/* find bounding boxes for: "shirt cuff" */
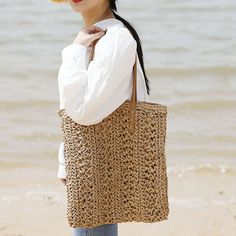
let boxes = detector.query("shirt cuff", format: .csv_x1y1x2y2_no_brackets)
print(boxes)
61,43,87,70
57,164,66,179
57,142,67,179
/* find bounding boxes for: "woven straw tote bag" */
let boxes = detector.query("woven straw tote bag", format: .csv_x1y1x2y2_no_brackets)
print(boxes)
57,30,169,228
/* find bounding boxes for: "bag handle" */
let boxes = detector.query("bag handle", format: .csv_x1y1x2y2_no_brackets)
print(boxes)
88,29,137,134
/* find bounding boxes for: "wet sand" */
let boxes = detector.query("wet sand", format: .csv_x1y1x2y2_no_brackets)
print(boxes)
1,0,236,235
1,156,235,236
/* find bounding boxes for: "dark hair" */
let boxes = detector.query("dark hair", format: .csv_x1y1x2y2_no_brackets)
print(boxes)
109,0,150,95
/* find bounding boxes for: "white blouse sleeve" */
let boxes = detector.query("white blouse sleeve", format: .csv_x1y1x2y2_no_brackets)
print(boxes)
57,26,137,179
57,26,137,125
57,142,66,179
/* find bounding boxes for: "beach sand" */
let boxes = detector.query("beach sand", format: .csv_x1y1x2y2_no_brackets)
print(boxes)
1,0,236,235
1,155,235,236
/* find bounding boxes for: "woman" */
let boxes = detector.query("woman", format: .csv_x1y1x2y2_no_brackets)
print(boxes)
53,0,151,235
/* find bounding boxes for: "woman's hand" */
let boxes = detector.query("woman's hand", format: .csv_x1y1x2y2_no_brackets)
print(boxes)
73,26,106,47
60,178,67,186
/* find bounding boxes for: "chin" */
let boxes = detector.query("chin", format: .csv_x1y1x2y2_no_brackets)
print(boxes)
68,0,100,13
68,0,86,12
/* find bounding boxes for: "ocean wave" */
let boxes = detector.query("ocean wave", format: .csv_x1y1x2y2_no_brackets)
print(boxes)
168,164,235,176
167,99,236,110
1,191,65,203
169,197,236,208
147,66,236,76
0,100,56,109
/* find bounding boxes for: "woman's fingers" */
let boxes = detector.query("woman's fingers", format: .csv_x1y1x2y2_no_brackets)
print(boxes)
60,178,66,186
73,26,107,47
81,25,104,34
88,26,104,34
90,31,106,40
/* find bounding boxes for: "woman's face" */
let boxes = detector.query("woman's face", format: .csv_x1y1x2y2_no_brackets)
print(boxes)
67,0,107,12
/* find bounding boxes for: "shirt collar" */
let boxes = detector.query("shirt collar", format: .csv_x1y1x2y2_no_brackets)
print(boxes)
92,18,124,30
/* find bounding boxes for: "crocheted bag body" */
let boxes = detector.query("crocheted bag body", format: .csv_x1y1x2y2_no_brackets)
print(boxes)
57,99,169,228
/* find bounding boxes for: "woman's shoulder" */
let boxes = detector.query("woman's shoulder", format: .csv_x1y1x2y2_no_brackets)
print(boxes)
108,22,135,40
96,23,137,52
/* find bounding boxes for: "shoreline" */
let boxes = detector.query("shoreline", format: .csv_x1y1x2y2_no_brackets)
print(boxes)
0,162,235,236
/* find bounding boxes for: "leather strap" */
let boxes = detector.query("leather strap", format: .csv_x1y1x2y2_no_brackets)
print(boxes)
88,29,137,134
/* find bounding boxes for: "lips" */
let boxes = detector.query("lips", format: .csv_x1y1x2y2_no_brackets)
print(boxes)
72,0,82,3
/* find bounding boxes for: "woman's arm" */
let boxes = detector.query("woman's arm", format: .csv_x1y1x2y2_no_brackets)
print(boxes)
57,25,137,181
58,25,137,125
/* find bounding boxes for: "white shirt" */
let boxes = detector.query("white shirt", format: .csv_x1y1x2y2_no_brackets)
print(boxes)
57,18,149,179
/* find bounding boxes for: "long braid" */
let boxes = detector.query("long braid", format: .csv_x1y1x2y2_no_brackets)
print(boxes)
109,0,150,95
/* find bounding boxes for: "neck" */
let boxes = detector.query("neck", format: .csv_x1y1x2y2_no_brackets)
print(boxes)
81,4,115,27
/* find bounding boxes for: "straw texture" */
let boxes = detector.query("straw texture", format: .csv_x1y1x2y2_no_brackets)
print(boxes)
57,28,169,228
